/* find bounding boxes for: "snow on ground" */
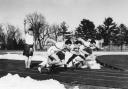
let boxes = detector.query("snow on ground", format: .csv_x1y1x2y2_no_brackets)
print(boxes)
0,53,48,61
0,73,66,89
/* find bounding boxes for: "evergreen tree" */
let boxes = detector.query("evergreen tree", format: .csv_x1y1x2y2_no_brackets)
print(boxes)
118,24,128,44
97,17,117,45
75,19,96,40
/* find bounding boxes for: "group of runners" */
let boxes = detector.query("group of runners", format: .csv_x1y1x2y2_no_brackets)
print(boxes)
23,28,101,73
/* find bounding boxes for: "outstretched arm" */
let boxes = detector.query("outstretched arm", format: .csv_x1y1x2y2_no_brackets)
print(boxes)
33,37,36,51
78,38,88,46
46,38,57,45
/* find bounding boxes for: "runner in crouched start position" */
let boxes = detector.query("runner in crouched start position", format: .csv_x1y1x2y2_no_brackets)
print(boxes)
78,38,101,69
23,28,34,69
65,40,86,68
38,36,72,73
65,38,97,69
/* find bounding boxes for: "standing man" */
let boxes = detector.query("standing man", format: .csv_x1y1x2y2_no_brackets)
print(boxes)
23,28,34,69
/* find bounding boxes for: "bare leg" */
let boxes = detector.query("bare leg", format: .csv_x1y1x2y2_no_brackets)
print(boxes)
48,54,60,65
66,54,77,64
25,57,29,68
27,56,32,68
27,47,33,68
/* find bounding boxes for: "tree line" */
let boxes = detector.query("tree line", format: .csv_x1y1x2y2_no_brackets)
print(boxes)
0,12,69,50
0,12,128,50
75,17,128,46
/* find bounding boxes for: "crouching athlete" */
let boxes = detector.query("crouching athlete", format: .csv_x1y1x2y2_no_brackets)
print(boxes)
38,38,72,73
65,40,86,68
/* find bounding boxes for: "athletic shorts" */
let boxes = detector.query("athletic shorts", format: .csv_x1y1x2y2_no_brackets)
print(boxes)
56,51,65,60
48,51,65,61
47,46,58,56
23,44,33,57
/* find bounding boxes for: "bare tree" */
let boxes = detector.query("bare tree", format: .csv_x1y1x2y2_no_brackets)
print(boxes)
15,28,23,43
25,12,46,50
39,24,50,49
5,24,22,49
0,24,6,49
48,22,68,41
6,24,16,39
49,24,60,41
0,24,22,50
59,21,68,39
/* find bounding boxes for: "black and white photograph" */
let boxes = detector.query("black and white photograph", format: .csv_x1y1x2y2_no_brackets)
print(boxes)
0,0,128,89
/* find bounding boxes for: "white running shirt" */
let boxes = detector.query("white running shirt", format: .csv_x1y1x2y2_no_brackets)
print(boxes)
25,33,34,45
55,42,65,50
83,41,90,47
47,42,65,56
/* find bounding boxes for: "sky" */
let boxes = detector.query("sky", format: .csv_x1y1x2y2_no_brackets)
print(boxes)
0,0,128,30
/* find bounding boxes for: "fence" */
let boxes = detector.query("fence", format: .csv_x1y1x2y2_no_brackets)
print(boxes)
102,43,128,52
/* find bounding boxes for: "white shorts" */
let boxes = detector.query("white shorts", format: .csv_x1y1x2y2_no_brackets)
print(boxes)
47,46,59,56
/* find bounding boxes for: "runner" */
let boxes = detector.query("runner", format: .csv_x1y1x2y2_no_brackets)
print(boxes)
23,28,34,69
38,36,72,73
78,38,101,69
78,38,92,57
85,50,101,69
66,40,86,68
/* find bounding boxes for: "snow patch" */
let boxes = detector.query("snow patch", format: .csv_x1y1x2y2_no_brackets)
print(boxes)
0,54,48,61
0,73,66,89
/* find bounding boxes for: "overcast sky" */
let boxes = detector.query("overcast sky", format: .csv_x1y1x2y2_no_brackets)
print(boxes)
0,0,128,30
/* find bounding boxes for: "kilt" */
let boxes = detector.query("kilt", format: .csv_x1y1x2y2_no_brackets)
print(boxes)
23,44,33,57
